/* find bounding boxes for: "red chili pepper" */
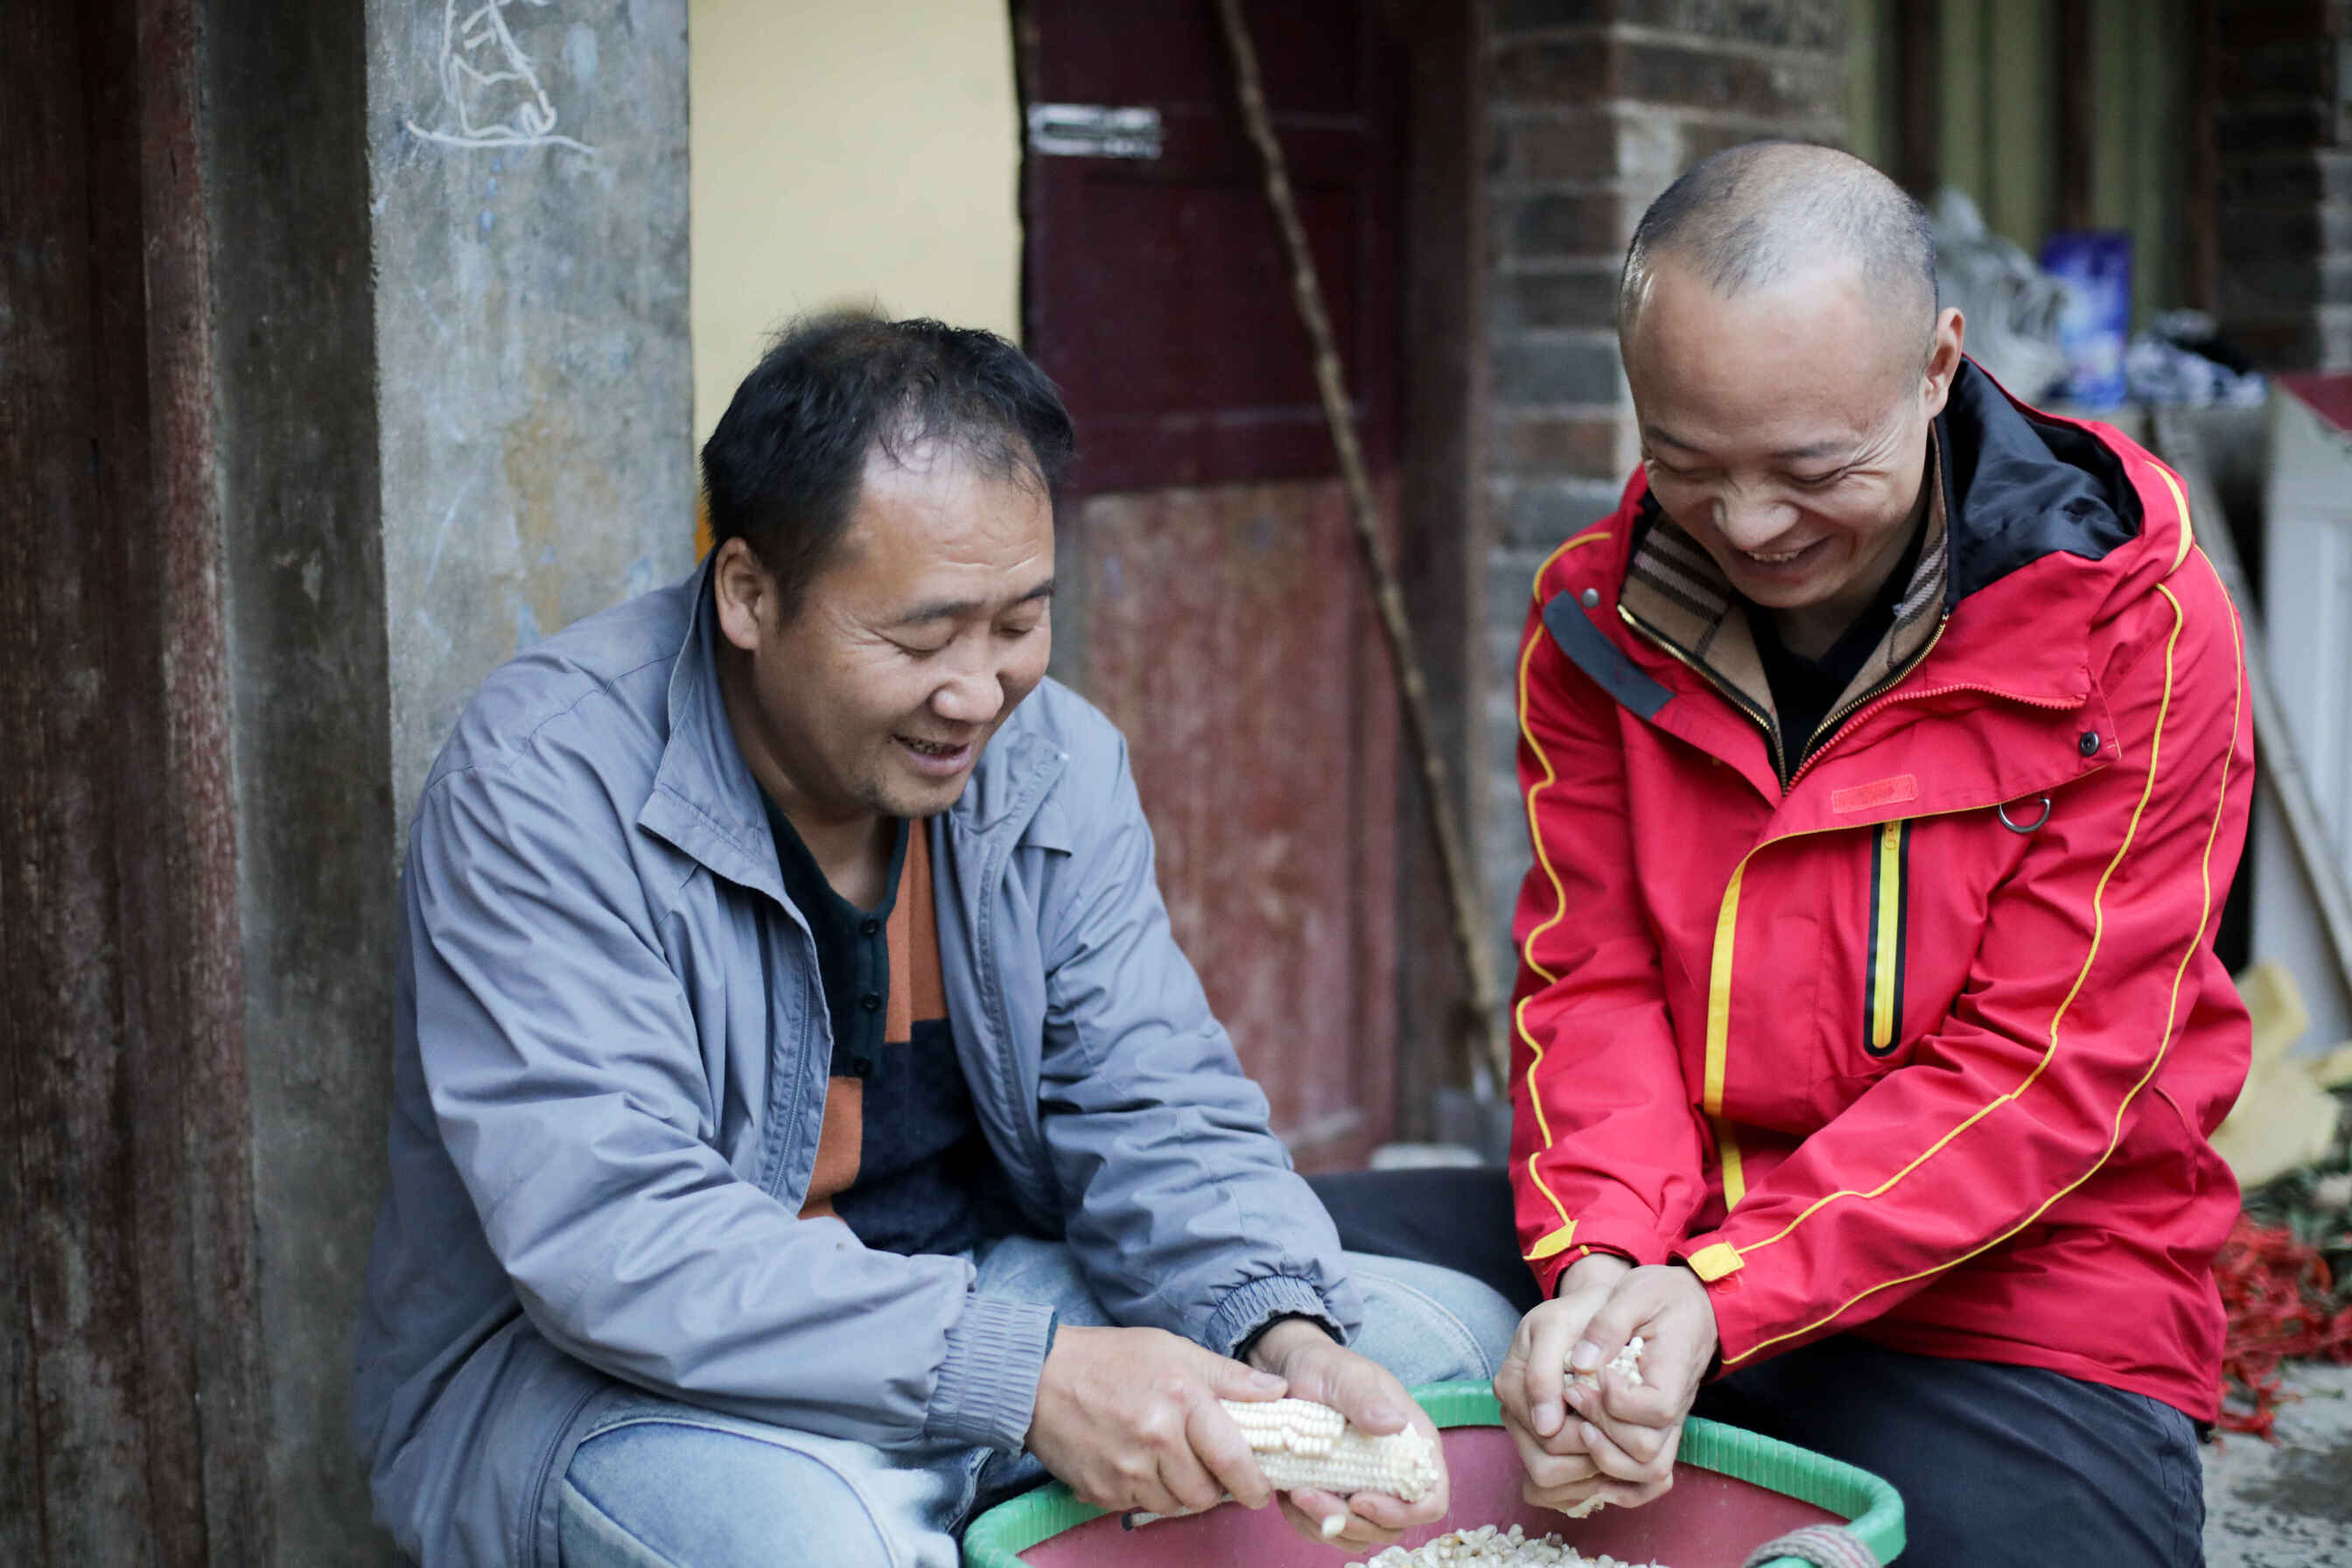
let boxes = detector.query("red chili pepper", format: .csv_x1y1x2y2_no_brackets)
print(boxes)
2214,1216,2352,1438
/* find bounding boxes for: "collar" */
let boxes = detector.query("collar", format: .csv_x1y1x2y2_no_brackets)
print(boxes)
637,556,793,907
1617,430,1951,783
764,794,910,924
1938,358,2138,599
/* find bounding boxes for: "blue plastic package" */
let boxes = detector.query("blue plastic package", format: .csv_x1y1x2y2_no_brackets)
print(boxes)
2040,231,2133,409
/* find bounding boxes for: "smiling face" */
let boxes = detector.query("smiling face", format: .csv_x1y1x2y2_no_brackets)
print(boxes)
1622,254,1964,649
712,444,1054,839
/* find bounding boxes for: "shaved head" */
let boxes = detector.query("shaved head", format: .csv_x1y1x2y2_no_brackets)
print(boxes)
1618,142,1937,367
1614,141,1967,654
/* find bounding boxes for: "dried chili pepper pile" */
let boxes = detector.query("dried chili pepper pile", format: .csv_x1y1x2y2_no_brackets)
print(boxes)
2214,1213,2352,1438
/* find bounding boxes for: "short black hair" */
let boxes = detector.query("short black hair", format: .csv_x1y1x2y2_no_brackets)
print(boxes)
700,313,1077,616
1619,141,1936,354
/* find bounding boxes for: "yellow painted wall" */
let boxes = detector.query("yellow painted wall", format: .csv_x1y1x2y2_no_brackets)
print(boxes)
688,1,1024,451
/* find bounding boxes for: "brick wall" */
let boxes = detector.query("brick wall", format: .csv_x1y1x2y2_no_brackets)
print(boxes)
1474,0,1849,977
2214,0,2352,370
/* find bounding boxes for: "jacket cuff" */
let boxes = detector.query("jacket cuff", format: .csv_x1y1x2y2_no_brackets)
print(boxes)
1530,1216,1668,1297
1205,1275,1347,1359
923,1296,1056,1451
1670,1231,1756,1375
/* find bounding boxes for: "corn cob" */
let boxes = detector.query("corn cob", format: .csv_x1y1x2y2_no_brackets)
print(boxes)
1218,1396,1442,1503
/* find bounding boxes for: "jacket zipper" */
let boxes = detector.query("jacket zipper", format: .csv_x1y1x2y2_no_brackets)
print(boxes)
1617,602,1788,781
958,766,1065,1223
1788,615,1950,784
1864,819,1913,1056
1608,598,2091,1211
1785,665,2087,791
1689,781,2076,1212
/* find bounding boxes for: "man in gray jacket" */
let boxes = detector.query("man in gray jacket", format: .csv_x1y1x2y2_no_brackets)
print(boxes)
354,315,1518,1568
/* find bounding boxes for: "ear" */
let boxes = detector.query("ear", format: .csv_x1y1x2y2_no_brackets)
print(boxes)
710,537,776,655
1920,306,1966,419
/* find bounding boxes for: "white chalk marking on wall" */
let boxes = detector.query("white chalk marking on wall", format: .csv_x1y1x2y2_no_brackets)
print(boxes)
403,0,596,155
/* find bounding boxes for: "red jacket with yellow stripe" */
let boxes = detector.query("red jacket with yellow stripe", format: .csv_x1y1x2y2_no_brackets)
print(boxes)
1508,361,2253,1419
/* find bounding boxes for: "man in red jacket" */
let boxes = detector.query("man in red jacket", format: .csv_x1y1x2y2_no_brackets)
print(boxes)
1493,142,2250,1564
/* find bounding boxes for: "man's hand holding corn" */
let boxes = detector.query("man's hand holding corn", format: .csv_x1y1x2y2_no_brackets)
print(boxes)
1494,1255,1718,1518
1025,1318,1449,1550
1243,1317,1451,1550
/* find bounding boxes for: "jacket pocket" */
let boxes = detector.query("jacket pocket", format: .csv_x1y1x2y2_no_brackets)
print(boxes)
1863,819,1912,1057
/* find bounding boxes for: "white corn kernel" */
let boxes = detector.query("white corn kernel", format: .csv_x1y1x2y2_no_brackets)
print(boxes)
1572,1334,1646,1389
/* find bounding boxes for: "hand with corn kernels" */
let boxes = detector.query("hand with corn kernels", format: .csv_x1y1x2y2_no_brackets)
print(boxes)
1564,1264,1714,1508
1498,1257,1716,1520
1026,1326,1286,1522
1496,1252,1627,1508
1244,1318,1451,1550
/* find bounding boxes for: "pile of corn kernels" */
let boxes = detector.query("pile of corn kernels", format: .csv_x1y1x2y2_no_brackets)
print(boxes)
1350,1524,1665,1567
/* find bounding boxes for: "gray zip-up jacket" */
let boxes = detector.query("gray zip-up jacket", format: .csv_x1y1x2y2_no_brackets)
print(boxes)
352,563,1360,1567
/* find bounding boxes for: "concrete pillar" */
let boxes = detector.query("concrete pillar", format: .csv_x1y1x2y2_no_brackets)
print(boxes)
367,0,696,818
224,0,696,1558
211,1,695,1555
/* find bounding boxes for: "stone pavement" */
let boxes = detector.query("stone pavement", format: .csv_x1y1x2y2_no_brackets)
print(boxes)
2205,1362,2352,1566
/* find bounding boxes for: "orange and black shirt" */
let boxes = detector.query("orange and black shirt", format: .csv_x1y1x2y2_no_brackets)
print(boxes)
762,801,1019,1256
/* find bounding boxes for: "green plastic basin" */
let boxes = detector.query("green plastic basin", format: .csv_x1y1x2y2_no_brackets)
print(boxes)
963,1381,1904,1567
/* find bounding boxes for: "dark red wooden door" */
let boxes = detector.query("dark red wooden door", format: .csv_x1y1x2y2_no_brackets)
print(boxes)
1020,0,1404,1167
